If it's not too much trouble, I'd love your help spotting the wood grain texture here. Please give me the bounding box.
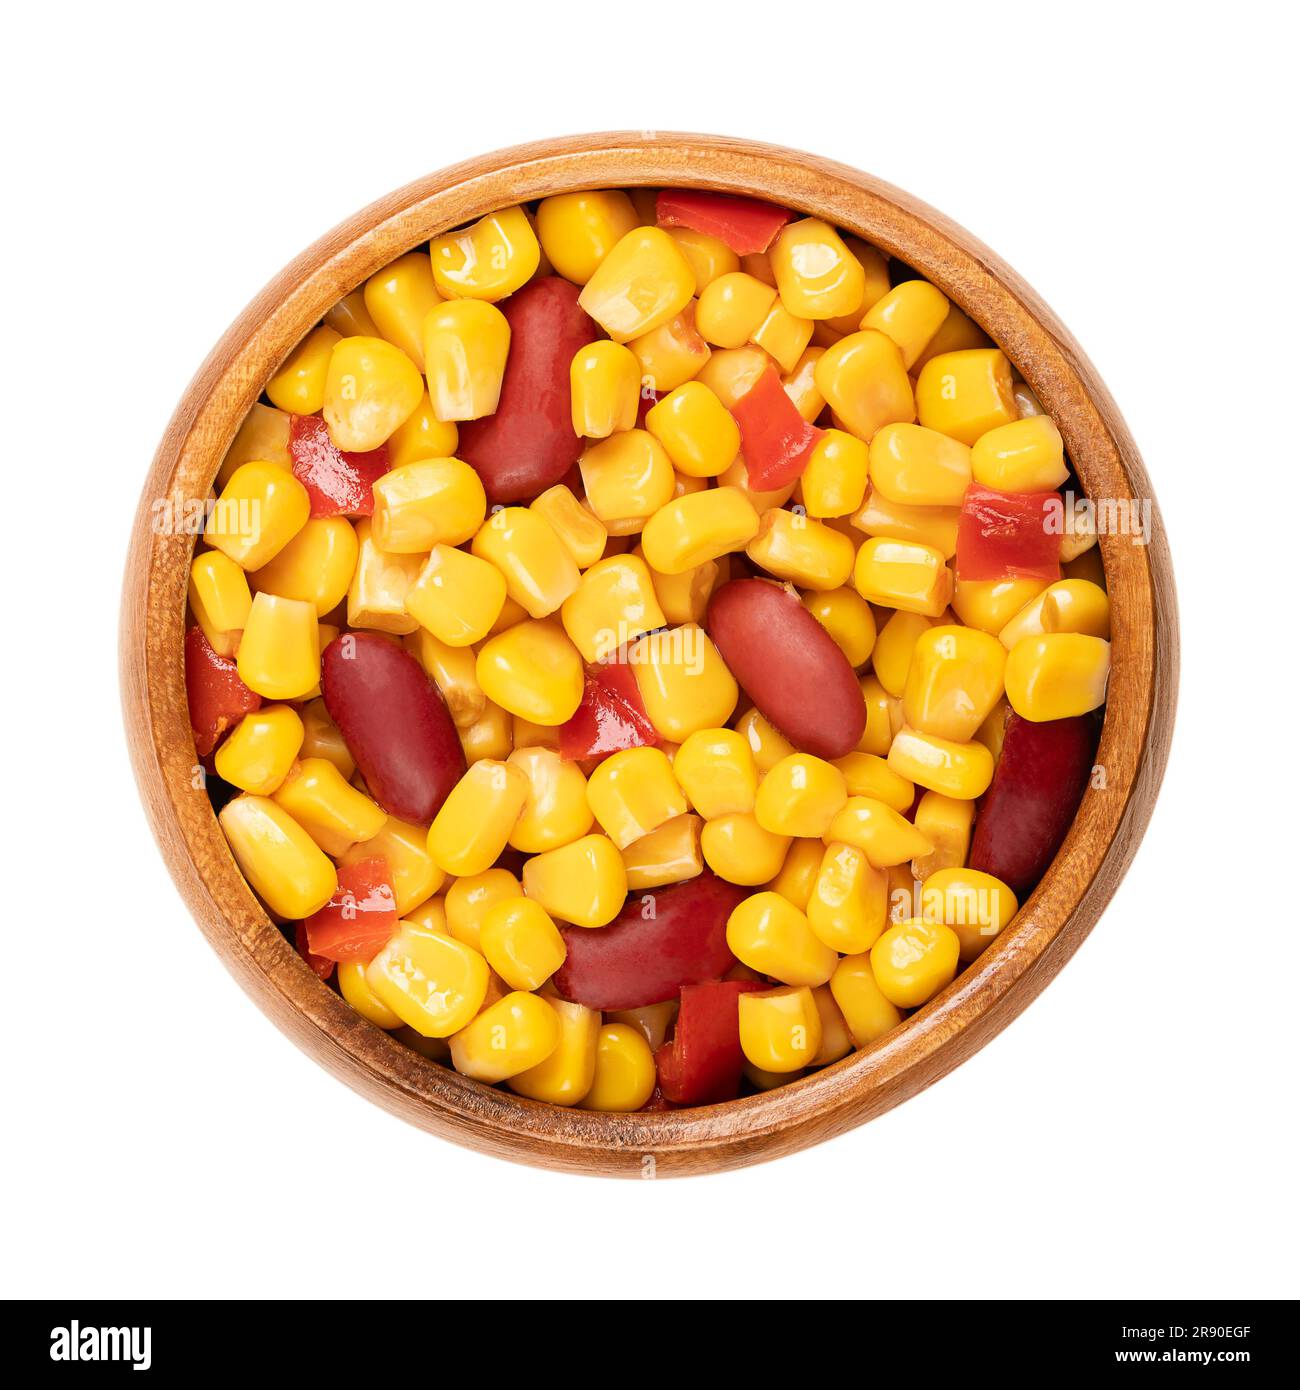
[119,132,1179,1177]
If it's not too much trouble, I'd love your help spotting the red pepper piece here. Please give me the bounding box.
[640,1085,678,1112]
[184,625,262,757]
[655,980,769,1106]
[558,661,659,760]
[655,190,791,256]
[294,921,336,981]
[730,367,823,491]
[303,857,399,963]
[288,414,389,518]
[955,484,1062,582]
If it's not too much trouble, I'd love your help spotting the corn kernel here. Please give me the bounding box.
[300,698,354,778]
[214,705,303,795]
[218,794,337,920]
[832,752,914,813]
[921,865,1018,961]
[235,593,318,699]
[829,952,903,1047]
[512,716,559,752]
[869,422,973,508]
[768,837,826,911]
[506,746,593,854]
[570,341,641,439]
[323,336,423,452]
[341,816,444,915]
[250,515,359,616]
[338,959,403,1028]
[823,796,932,870]
[770,218,866,320]
[871,610,933,697]
[802,586,876,667]
[974,696,1010,763]
[476,619,583,726]
[509,997,599,1105]
[801,429,870,519]
[903,624,1008,742]
[696,271,776,348]
[739,986,822,1072]
[459,699,513,764]
[695,344,771,409]
[815,236,892,338]
[324,289,380,340]
[445,868,520,952]
[387,390,459,466]
[665,228,739,292]
[471,507,580,619]
[607,1000,678,1051]
[584,1023,657,1111]
[622,813,703,890]
[578,226,696,342]
[813,330,914,441]
[810,985,854,1065]
[1004,633,1110,721]
[852,489,960,558]
[726,891,838,987]
[913,301,991,372]
[347,518,421,634]
[206,461,310,572]
[448,989,560,1080]
[530,485,608,571]
[629,624,738,741]
[420,299,510,423]
[887,864,920,923]
[266,325,340,414]
[701,811,790,886]
[405,544,506,647]
[870,917,960,1007]
[638,545,719,626]
[887,726,995,799]
[806,841,888,953]
[478,896,566,991]
[971,414,1068,493]
[746,508,855,591]
[628,302,711,392]
[430,205,540,302]
[585,747,687,850]
[367,921,489,1037]
[911,792,975,881]
[674,728,758,819]
[782,345,827,422]
[404,629,485,730]
[579,430,675,525]
[640,487,760,576]
[857,674,903,756]
[560,554,665,663]
[916,348,1018,446]
[536,190,639,285]
[645,382,739,478]
[189,549,252,656]
[735,706,796,774]
[854,537,953,617]
[951,575,1051,635]
[218,405,293,493]
[426,759,529,877]
[754,754,848,838]
[751,299,814,374]
[404,895,448,935]
[363,252,443,369]
[523,834,628,928]
[274,756,385,857]
[860,280,949,370]
[998,578,1110,649]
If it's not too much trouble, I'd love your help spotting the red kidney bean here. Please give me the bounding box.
[456,277,598,504]
[706,578,866,760]
[551,872,747,1011]
[969,712,1100,897]
[321,633,465,823]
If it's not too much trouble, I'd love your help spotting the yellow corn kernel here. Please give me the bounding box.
[781,346,826,424]
[372,458,485,555]
[998,578,1111,649]
[300,698,354,779]
[768,837,826,911]
[770,218,866,320]
[560,554,665,664]
[971,414,1068,493]
[1013,379,1045,417]
[295,622,335,702]
[813,329,915,442]
[1004,633,1110,721]
[871,917,960,1007]
[726,891,838,987]
[903,624,1008,742]
[854,537,953,618]
[205,461,310,572]
[578,226,696,342]
[860,280,949,370]
[476,619,583,726]
[857,675,903,756]
[274,756,385,857]
[213,705,303,796]
[910,792,975,882]
[395,1025,452,1061]
[735,706,796,775]
[645,382,739,479]
[640,488,759,577]
[570,341,641,439]
[528,487,606,572]
[325,289,381,339]
[830,952,904,1047]
[813,236,891,338]
[449,990,560,1081]
[746,509,855,591]
[471,508,580,620]
[217,402,292,490]
[430,205,539,302]
[579,430,675,525]
[584,1023,657,1111]
[404,895,448,935]
[887,863,921,923]
[509,998,599,1105]
[700,811,789,886]
[189,549,252,656]
[419,301,510,426]
[739,986,822,1073]
[402,545,504,648]
[810,984,854,1065]
[248,517,357,620]
[802,587,876,668]
[512,715,559,752]
[459,698,513,764]
[1058,496,1100,565]
[367,921,489,1037]
[235,593,318,699]
[536,190,639,285]
[621,813,703,890]
[913,301,991,373]
[404,629,485,731]
[479,896,566,991]
[338,959,403,1028]
[674,728,758,819]
[975,696,1010,764]
[665,227,739,292]
[506,746,593,853]
[887,726,995,799]
[806,841,888,953]
[869,422,973,508]
[585,747,687,850]
[426,759,529,877]
[921,866,1019,961]
[386,391,460,467]
[824,795,931,872]
[801,430,870,519]
[916,348,1018,446]
[363,252,443,370]
[871,610,933,698]
[522,834,628,929]
[323,336,423,452]
[832,752,914,814]
[754,754,848,838]
[266,324,340,415]
[628,302,711,393]
[852,489,960,559]
[218,794,337,920]
[751,300,814,374]
[341,816,445,915]
[695,344,771,409]
[637,546,718,626]
[629,624,738,741]
[696,271,777,349]
[952,575,1051,635]
[445,868,520,952]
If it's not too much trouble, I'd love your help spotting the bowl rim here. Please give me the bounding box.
[120,131,1179,1176]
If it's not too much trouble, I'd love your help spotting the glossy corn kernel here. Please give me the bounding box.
[523,834,627,929]
[735,706,796,774]
[998,578,1111,649]
[250,516,359,616]
[337,959,403,1027]
[975,697,1010,763]
[579,430,675,525]
[585,1023,657,1111]
[952,575,1051,635]
[363,252,443,370]
[430,205,539,302]
[913,301,991,372]
[511,715,559,752]
[570,341,641,439]
[852,489,960,559]
[674,728,758,819]
[324,290,380,340]
[213,705,303,795]
[471,507,580,619]
[323,336,423,452]
[861,280,949,370]
[802,587,876,668]
[746,509,855,591]
[218,794,337,920]
[506,747,593,854]
[476,619,584,726]
[810,985,855,1065]
[903,624,1008,742]
[665,227,739,291]
[726,891,838,987]
[528,486,606,572]
[509,998,599,1105]
[869,422,973,508]
[751,300,814,374]
[887,726,995,799]
[300,698,354,779]
[638,546,719,626]
[341,816,445,915]
[782,345,827,423]
[404,629,484,731]
[640,487,760,576]
[459,699,513,764]
[479,896,566,991]
[366,921,489,1037]
[343,519,416,633]
[629,624,738,741]
[871,610,933,697]
[266,324,340,414]
[824,795,932,870]
[426,759,529,877]
[738,986,822,1073]
[695,344,771,409]
[701,811,790,886]
[830,952,904,1047]
[921,866,1019,961]
[871,917,960,1007]
[857,675,903,756]
[806,841,888,953]
[887,864,920,923]
[274,756,385,857]
[421,299,510,422]
[445,868,520,952]
[622,813,703,890]
[628,302,711,392]
[449,990,560,1082]
[911,792,975,881]
[536,190,639,285]
[696,271,776,348]
[585,747,687,850]
[1058,497,1100,565]
[769,837,830,911]
[216,401,292,490]
[386,391,459,466]
[814,235,891,337]
[916,348,1018,446]
[971,414,1068,493]
[801,429,870,519]
[578,226,696,342]
[404,895,448,935]
[813,329,915,440]
[754,754,848,838]
[770,218,866,320]
[189,550,252,656]
[832,752,914,814]
[645,382,739,479]
[1004,633,1110,721]
[402,544,503,647]
[206,461,310,572]
[234,593,318,699]
[560,554,665,663]
[854,537,953,618]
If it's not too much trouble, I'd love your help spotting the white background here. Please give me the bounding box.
[3,0,1296,1301]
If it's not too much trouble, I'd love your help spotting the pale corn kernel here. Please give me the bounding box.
[854,537,953,617]
[300,698,354,779]
[430,205,540,302]
[323,335,423,452]
[911,792,975,882]
[459,699,514,764]
[216,402,292,491]
[628,302,711,393]
[325,289,380,340]
[274,756,386,858]
[506,746,594,854]
[531,484,609,569]
[372,457,486,552]
[770,218,866,320]
[577,226,696,342]
[422,299,511,421]
[348,518,422,634]
[781,345,827,422]
[887,726,995,800]
[902,624,1008,742]
[920,866,1019,961]
[695,344,772,410]
[621,813,703,890]
[852,489,960,559]
[998,579,1111,649]
[404,629,486,731]
[637,545,719,626]
[747,508,855,591]
[665,228,739,291]
[810,985,855,1065]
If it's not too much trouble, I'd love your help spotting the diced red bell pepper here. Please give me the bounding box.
[288,414,389,518]
[641,1086,678,1112]
[955,484,1062,582]
[294,921,336,981]
[655,980,769,1106]
[303,857,399,963]
[184,625,262,756]
[655,190,791,256]
[730,367,823,492]
[558,661,659,760]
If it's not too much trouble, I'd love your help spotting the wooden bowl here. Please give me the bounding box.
[120,132,1178,1176]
